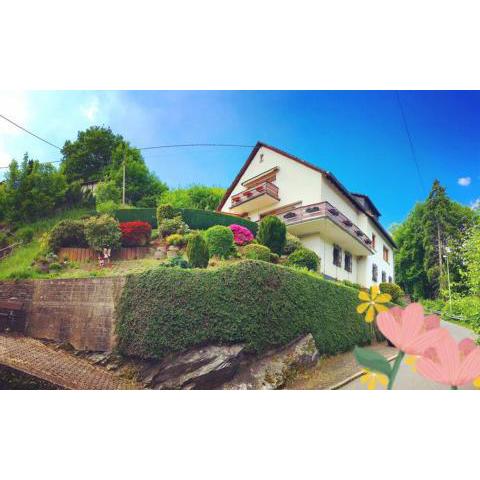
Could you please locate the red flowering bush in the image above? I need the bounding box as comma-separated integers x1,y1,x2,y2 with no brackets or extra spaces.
229,224,254,246
120,221,152,247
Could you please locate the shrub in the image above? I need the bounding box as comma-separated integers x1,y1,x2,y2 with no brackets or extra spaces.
257,215,286,255
380,282,404,303
120,221,152,247
342,279,363,290
16,227,34,244
96,200,120,215
48,219,88,252
284,232,303,255
270,252,280,263
442,296,480,320
242,243,272,262
229,224,254,246
116,260,375,359
156,204,177,225
205,225,234,258
286,247,320,271
161,256,190,269
186,233,209,268
166,233,187,248
158,216,189,238
0,232,10,248
84,215,121,252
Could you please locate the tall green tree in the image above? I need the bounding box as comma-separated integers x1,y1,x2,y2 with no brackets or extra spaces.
393,180,477,299
462,225,480,296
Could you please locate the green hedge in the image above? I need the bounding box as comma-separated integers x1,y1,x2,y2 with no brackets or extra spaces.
114,207,257,233
116,260,375,360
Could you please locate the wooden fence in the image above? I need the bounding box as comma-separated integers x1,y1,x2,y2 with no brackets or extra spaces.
58,247,153,262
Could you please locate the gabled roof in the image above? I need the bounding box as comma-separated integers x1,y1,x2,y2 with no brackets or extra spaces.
351,192,381,218
217,141,397,249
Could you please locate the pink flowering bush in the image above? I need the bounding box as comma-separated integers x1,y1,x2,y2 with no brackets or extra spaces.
229,224,254,246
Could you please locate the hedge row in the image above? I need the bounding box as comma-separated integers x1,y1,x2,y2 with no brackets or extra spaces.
116,260,374,359
114,207,257,233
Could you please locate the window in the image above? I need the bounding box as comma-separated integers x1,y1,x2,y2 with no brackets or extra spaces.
382,271,386,283
372,263,378,282
372,234,376,250
333,244,342,267
383,246,389,263
345,252,352,273
388,276,392,283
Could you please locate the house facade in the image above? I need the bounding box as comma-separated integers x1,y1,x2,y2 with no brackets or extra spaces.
218,142,396,288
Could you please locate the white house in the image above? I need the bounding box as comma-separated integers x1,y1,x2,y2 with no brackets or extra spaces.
218,142,396,288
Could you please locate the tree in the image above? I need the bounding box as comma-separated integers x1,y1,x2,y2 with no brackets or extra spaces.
257,215,287,255
61,126,123,183
462,225,480,296
2,154,67,223
158,185,225,210
393,180,477,299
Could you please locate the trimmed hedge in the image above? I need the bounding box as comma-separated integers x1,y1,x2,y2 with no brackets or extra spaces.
116,260,375,360
286,247,320,271
242,243,271,262
114,207,257,233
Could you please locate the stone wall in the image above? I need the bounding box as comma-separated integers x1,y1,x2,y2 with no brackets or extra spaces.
0,277,125,352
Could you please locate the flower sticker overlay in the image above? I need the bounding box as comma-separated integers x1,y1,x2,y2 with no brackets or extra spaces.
356,285,391,323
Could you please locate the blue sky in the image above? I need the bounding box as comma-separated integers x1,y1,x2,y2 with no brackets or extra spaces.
1,90,479,227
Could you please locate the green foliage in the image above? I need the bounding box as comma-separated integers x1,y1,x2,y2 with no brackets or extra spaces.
161,256,190,269
15,227,34,244
116,260,375,359
462,225,480,295
158,184,226,211
156,204,176,225
205,225,234,258
341,280,363,290
1,154,67,223
158,216,189,238
442,296,480,320
166,233,187,247
84,215,121,251
95,180,121,205
47,219,88,252
114,207,258,233
186,233,209,268
96,200,121,215
379,282,404,303
284,232,303,255
0,232,9,248
242,243,272,262
257,215,287,255
286,247,320,271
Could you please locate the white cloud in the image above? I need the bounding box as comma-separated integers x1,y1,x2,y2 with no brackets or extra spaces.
80,97,99,122
471,198,480,210
458,176,472,186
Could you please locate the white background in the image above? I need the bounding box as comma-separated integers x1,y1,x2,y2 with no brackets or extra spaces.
1,1,479,478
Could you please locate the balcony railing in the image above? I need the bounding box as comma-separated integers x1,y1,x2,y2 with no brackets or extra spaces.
230,181,279,209
279,201,374,252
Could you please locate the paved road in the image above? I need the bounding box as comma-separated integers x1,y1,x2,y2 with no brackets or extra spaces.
342,320,478,390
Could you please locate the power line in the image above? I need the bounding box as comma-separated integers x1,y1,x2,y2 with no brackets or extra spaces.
0,113,61,150
139,143,254,150
395,91,426,194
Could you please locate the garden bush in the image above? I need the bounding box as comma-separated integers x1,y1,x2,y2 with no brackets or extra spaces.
158,216,189,238
120,221,152,247
84,215,121,252
0,232,10,248
286,247,320,271
257,215,286,255
156,204,176,225
186,233,209,268
117,260,375,359
229,224,254,246
166,233,187,248
205,225,234,258
441,296,480,320
284,232,303,255
341,279,363,290
16,227,34,244
379,282,404,303
242,243,272,262
48,219,88,252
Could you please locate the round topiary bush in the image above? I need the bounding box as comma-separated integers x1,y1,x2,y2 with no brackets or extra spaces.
257,215,287,255
283,232,302,255
205,225,234,258
242,243,272,262
156,204,176,226
380,282,404,303
186,233,209,268
286,247,320,271
84,215,121,252
158,216,189,238
48,219,88,252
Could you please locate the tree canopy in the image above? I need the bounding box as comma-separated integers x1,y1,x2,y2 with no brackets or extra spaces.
158,185,225,211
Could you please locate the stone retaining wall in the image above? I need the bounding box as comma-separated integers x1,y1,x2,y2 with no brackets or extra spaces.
0,277,125,352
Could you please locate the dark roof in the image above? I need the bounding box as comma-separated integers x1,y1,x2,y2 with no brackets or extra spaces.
217,142,397,249
351,192,381,218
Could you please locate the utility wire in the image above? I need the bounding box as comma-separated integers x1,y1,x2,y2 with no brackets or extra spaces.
395,91,426,194
139,143,254,150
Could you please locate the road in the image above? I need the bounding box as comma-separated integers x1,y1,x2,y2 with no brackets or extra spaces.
341,320,478,390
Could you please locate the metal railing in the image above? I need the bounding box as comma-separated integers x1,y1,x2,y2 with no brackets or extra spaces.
231,181,279,208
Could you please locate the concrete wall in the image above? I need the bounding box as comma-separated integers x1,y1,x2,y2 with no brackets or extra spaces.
0,277,125,352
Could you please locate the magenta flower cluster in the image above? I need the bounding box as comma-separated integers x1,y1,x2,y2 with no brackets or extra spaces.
229,224,254,246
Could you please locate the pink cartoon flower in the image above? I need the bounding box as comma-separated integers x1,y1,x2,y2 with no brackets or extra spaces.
376,303,447,356
416,334,480,388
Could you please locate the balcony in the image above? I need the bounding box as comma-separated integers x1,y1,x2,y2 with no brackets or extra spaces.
279,202,374,256
230,181,280,213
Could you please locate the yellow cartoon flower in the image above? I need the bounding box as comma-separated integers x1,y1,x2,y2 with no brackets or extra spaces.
405,355,418,372
356,285,391,323
360,369,389,390
474,377,480,389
